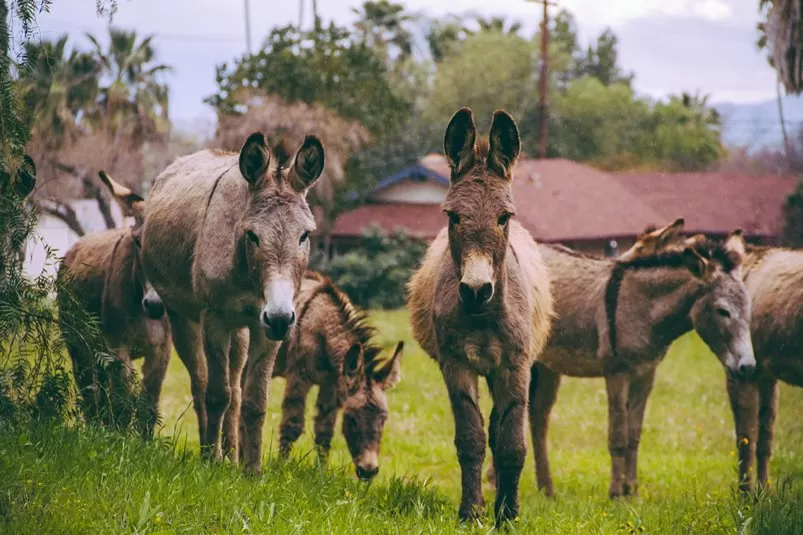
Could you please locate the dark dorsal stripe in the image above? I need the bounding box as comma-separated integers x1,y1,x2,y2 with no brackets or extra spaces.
603,238,736,357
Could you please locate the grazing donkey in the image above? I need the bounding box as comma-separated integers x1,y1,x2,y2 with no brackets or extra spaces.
271,272,404,481
487,232,756,500
57,172,171,437
623,220,803,492
408,108,553,525
142,133,324,473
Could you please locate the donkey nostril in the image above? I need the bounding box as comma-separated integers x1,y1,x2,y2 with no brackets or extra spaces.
739,363,756,377
458,282,474,303
477,282,493,303
261,309,271,327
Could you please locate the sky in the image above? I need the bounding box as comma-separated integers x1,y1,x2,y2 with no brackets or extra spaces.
14,0,778,134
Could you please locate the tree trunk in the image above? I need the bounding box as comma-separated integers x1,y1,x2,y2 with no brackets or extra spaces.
39,201,87,237
778,78,793,165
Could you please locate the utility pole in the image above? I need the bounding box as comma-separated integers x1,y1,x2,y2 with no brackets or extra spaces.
244,0,253,55
530,0,555,159
299,0,305,28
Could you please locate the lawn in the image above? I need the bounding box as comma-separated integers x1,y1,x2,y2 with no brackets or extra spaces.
1,308,802,533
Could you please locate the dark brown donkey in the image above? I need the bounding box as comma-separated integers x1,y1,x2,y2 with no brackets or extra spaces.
57,172,171,437
408,108,553,525
622,220,803,492
269,272,403,481
487,233,756,500
142,134,324,474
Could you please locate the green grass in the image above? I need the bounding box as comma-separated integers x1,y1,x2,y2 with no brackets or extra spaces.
2,308,803,533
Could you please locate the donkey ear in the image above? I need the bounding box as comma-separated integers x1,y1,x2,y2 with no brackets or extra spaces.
98,171,145,219
487,109,520,178
239,132,272,185
724,229,746,268
289,135,325,194
682,247,708,278
656,217,685,245
344,343,363,377
374,341,403,390
444,107,476,179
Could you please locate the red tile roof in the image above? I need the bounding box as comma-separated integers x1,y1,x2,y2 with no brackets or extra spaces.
614,171,798,237
328,155,799,242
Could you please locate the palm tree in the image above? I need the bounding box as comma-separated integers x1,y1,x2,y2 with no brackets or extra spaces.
425,15,470,62
471,16,522,36
86,28,172,142
759,0,803,94
351,1,417,63
17,36,100,145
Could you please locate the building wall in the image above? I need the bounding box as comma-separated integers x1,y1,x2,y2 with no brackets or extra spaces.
372,180,447,204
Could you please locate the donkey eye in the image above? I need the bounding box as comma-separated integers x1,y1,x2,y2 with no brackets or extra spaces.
447,211,460,225
498,213,511,226
245,230,260,247
716,307,732,319
299,231,309,245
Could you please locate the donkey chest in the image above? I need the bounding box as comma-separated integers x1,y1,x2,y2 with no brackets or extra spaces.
441,330,522,375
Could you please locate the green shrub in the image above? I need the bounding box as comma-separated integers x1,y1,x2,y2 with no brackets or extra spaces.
314,226,427,309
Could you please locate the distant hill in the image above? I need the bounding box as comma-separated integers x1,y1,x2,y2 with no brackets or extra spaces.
715,94,803,151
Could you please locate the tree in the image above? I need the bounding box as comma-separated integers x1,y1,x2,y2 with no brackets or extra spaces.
424,30,537,128
758,0,803,93
575,29,633,88
425,15,470,62
86,28,171,143
351,1,417,64
207,23,411,139
471,16,522,36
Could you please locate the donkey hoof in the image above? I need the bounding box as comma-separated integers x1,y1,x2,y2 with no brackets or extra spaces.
623,482,638,497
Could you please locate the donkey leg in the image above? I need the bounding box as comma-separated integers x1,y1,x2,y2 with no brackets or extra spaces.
313,379,339,465
489,364,530,527
169,311,209,452
529,363,562,497
241,327,281,475
623,367,657,497
109,347,136,430
605,373,631,498
441,361,485,522
278,373,312,458
222,328,248,463
727,373,758,493
68,343,98,424
139,333,172,440
757,376,779,490
200,310,233,462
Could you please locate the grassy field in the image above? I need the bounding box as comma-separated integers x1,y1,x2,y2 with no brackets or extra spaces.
2,308,803,533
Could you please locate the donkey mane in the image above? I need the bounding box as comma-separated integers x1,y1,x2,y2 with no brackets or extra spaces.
544,243,603,261
298,271,383,372
604,238,738,356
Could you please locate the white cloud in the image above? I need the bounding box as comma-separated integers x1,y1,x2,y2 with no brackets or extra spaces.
693,0,733,21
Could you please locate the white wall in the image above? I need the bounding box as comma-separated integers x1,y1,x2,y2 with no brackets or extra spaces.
372,179,447,204
23,199,126,280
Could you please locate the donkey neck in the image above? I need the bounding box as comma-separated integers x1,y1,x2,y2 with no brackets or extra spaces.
613,267,704,357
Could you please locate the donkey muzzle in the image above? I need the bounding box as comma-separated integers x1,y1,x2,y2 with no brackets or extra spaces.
458,254,495,314
141,290,165,319
262,278,296,340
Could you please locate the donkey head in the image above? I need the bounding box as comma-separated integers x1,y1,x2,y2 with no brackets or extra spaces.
237,133,325,340
683,231,756,378
98,171,164,320
442,108,520,315
341,340,403,481
619,217,686,261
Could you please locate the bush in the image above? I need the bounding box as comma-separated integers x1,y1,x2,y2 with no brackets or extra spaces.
313,226,427,309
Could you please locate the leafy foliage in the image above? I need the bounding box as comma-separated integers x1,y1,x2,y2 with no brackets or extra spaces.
311,226,427,309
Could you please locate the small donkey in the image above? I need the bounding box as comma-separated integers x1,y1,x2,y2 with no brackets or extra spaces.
488,231,756,499
408,108,553,526
57,172,171,437
269,272,403,481
622,219,803,492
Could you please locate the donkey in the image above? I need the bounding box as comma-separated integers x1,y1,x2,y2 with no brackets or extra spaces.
141,133,324,474
57,172,171,438
269,272,403,481
0,155,37,285
622,220,803,492
407,108,553,525
486,233,756,500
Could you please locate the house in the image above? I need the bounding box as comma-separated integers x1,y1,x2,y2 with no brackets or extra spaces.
326,154,799,257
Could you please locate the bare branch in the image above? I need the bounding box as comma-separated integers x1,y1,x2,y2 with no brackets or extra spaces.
38,200,86,237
